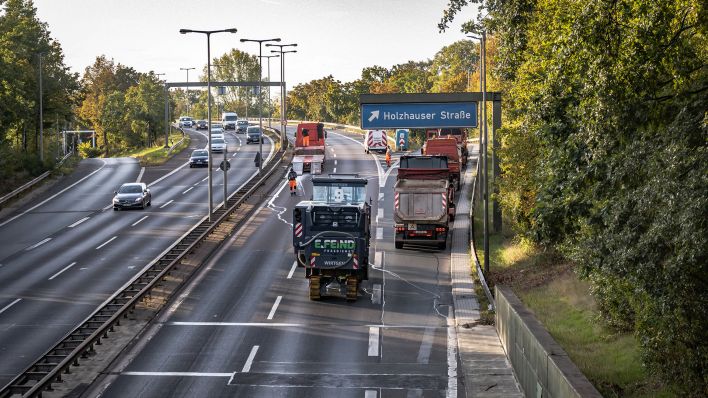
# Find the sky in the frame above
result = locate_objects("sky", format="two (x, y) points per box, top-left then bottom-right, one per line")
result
(33, 0), (478, 87)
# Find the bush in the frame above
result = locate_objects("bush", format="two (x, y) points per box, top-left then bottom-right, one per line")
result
(78, 142), (102, 158)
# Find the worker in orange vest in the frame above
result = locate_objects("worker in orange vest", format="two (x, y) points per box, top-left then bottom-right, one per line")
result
(302, 128), (310, 146)
(385, 146), (392, 168)
(288, 167), (298, 196)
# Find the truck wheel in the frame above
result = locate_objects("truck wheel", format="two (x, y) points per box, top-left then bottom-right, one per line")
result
(309, 276), (321, 300)
(346, 276), (358, 301)
(438, 241), (447, 250)
(395, 241), (403, 249)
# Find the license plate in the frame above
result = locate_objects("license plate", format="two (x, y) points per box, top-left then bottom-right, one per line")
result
(408, 223), (417, 230)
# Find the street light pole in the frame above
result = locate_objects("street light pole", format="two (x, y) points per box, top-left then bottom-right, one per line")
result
(266, 43), (297, 147)
(240, 38), (281, 173)
(259, 54), (279, 128)
(180, 67), (195, 115)
(38, 52), (44, 162)
(154, 72), (166, 147)
(180, 27), (237, 222)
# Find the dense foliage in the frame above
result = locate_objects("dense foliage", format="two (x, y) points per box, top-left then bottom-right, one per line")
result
(0, 0), (79, 189)
(442, 0), (707, 394)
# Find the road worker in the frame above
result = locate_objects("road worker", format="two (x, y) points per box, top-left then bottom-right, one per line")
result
(288, 167), (298, 195)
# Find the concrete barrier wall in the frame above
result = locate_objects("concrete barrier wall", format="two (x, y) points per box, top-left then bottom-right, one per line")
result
(495, 286), (603, 398)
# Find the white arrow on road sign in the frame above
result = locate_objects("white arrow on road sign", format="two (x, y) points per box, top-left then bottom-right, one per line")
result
(368, 110), (380, 122)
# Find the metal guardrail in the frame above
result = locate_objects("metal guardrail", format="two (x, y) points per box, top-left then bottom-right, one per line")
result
(0, 133), (287, 398)
(0, 153), (73, 207)
(469, 150), (496, 311)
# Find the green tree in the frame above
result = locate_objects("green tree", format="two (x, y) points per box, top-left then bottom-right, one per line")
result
(430, 40), (479, 92)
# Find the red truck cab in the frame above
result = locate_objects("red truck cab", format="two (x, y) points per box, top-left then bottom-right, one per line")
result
(295, 123), (326, 147)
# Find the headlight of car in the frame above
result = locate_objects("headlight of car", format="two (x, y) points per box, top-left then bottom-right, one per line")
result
(113, 197), (119, 204)
(134, 197), (143, 203)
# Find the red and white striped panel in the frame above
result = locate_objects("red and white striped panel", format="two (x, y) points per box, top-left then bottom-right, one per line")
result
(442, 193), (447, 210)
(368, 134), (374, 147)
(310, 256), (316, 268)
(394, 192), (400, 209)
(353, 256), (359, 269)
(294, 222), (303, 237)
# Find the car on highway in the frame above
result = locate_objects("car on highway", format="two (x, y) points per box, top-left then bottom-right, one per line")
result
(246, 126), (262, 144)
(195, 120), (207, 130)
(113, 182), (151, 210)
(210, 122), (224, 134)
(210, 132), (224, 141)
(178, 116), (193, 128)
(210, 137), (227, 153)
(189, 149), (209, 168)
(236, 120), (249, 133)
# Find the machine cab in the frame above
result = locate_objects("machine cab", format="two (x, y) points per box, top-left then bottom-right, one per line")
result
(311, 174), (368, 204)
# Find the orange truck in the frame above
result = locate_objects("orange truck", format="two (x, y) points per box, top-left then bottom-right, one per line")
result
(426, 128), (470, 162)
(422, 137), (463, 190)
(293, 122), (326, 175)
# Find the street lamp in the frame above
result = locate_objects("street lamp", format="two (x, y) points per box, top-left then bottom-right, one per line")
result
(37, 52), (44, 162)
(180, 28), (237, 222)
(468, 32), (489, 273)
(180, 67), (195, 115)
(266, 43), (297, 146)
(240, 37), (281, 173)
(258, 54), (279, 128)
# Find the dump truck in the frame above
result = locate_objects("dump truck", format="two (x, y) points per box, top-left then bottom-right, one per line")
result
(292, 175), (371, 301)
(292, 122), (326, 175)
(421, 137), (464, 190)
(426, 128), (469, 165)
(394, 155), (455, 250)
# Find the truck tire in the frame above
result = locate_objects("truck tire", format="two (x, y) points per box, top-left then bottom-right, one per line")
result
(309, 276), (321, 300)
(395, 241), (403, 249)
(346, 276), (358, 301)
(438, 241), (447, 250)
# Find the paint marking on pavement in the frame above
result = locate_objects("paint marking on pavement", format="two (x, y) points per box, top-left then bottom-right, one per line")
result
(447, 306), (458, 398)
(193, 182), (199, 186)
(287, 261), (297, 279)
(375, 251), (383, 267)
(333, 167), (337, 173)
(0, 298), (21, 315)
(49, 262), (77, 280)
(417, 327), (435, 364)
(372, 283), (382, 305)
(334, 160), (338, 166)
(96, 236), (117, 250)
(242, 345), (259, 373)
(68, 217), (90, 228)
(159, 199), (174, 209)
(202, 177), (208, 182)
(132, 216), (149, 227)
(365, 390), (377, 398)
(379, 192), (384, 201)
(376, 227), (383, 240)
(333, 153), (337, 158)
(122, 372), (232, 377)
(377, 208), (384, 223)
(0, 159), (107, 227)
(267, 296), (282, 320)
(26, 238), (51, 251)
(368, 327), (380, 356)
(136, 166), (145, 183)
(182, 187), (194, 194)
(169, 322), (304, 327)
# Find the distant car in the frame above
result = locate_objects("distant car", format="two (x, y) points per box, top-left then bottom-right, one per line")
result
(210, 137), (227, 153)
(178, 116), (193, 128)
(236, 120), (249, 133)
(210, 123), (224, 134)
(246, 126), (262, 144)
(195, 120), (207, 130)
(113, 182), (151, 210)
(210, 133), (225, 141)
(189, 149), (209, 168)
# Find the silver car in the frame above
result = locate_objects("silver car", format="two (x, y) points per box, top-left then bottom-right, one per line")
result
(113, 183), (151, 210)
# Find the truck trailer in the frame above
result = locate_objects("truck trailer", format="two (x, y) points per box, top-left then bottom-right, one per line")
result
(292, 175), (371, 301)
(292, 122), (326, 175)
(394, 155), (455, 250)
(421, 137), (464, 190)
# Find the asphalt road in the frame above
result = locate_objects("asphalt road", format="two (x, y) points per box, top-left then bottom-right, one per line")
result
(90, 127), (458, 397)
(0, 127), (274, 388)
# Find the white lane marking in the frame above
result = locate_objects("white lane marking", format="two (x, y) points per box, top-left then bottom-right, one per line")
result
(287, 261), (297, 279)
(376, 227), (383, 240)
(169, 322), (304, 327)
(372, 283), (382, 305)
(182, 187), (194, 194)
(146, 159), (190, 188)
(379, 193), (384, 201)
(193, 182), (199, 186)
(267, 296), (282, 320)
(365, 391), (377, 398)
(377, 208), (383, 223)
(68, 217), (90, 228)
(0, 159), (107, 227)
(136, 166), (145, 183)
(447, 306), (458, 398)
(48, 261), (77, 280)
(201, 177), (208, 182)
(417, 327), (435, 364)
(132, 216), (149, 227)
(95, 236), (117, 250)
(0, 298), (22, 315)
(330, 132), (385, 187)
(242, 345), (259, 373)
(267, 180), (293, 227)
(25, 238), (51, 251)
(334, 160), (338, 166)
(122, 372), (232, 377)
(375, 251), (383, 267)
(333, 167), (337, 173)
(333, 153), (337, 158)
(159, 199), (174, 209)
(368, 327), (380, 356)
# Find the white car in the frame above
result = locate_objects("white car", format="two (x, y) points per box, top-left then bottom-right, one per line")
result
(210, 133), (225, 141)
(210, 123), (224, 134)
(178, 116), (193, 128)
(210, 137), (227, 153)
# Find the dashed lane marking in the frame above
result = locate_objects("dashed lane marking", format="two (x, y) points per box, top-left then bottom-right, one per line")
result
(0, 298), (21, 315)
(48, 261), (77, 280)
(68, 217), (90, 228)
(132, 216), (148, 227)
(267, 296), (282, 320)
(287, 261), (297, 279)
(25, 238), (51, 251)
(242, 345), (259, 373)
(95, 236), (117, 250)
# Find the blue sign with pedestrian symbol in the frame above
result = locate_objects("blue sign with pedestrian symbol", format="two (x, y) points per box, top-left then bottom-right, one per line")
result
(361, 102), (477, 129)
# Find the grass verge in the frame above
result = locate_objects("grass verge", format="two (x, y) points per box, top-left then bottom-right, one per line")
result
(120, 132), (190, 166)
(472, 195), (674, 397)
